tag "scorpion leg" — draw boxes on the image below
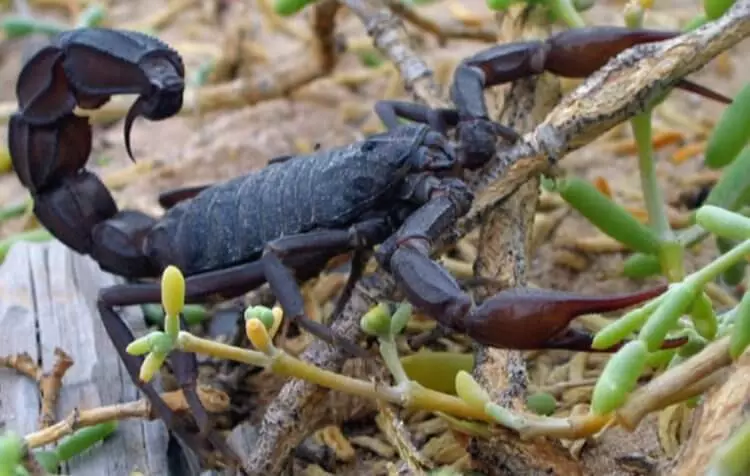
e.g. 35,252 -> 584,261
374,100 -> 520,168
96,288 -> 245,471
374,100 -> 459,134
326,249 -> 371,326
374,99 -> 521,143
260,218 -> 393,357
449,27 -> 731,162
158,185 -> 212,210
376,176 -> 686,351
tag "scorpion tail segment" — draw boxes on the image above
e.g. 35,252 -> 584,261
462,285 -> 669,350
16,46 -> 78,124
32,171 -> 118,255
675,78 -> 733,105
89,210 -> 162,278
9,113 -> 92,194
544,27 -> 680,78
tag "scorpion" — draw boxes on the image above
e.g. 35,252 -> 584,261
7,26 -> 729,470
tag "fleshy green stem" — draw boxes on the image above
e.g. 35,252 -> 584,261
686,237 -> 750,288
631,113 -> 674,240
178,332 -> 488,421
548,0 -> 586,27
624,1 -> 683,281
178,331 -> 607,438
379,337 -> 410,384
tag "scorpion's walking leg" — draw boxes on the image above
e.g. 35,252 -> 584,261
260,218 -> 393,356
326,248 -> 371,327
157,185 -> 212,210
96,289 -> 243,469
374,100 -> 521,144
375,100 -> 520,167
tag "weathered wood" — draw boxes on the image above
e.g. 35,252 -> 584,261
0,240 -> 169,474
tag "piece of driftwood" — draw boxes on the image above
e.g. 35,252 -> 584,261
0,240 -> 169,475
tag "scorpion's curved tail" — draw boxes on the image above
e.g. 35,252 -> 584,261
8,28 -> 245,472
8,28 -> 185,279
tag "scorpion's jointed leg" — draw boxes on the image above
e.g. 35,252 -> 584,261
376,176 -> 687,351
374,100 -> 520,168
158,185 -> 212,210
96,291 -> 242,468
450,27 -> 731,143
326,248 -> 372,332
260,218 -> 393,356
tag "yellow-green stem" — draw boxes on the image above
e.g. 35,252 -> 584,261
687,238 -> 750,288
178,333 -> 269,367
549,0 -> 586,27
179,332 -> 490,421
177,333 -> 616,438
659,240 -> 686,282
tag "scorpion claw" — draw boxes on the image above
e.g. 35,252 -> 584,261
544,327 -> 687,352
676,78 -> 732,104
465,285 -> 670,351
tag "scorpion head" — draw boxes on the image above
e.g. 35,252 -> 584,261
416,130 -> 460,175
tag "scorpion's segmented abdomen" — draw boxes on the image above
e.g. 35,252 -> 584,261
147,128 -> 428,274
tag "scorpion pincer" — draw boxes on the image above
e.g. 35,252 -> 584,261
7,26 -> 723,470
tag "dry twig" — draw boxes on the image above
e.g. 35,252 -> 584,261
385,0 -> 497,45
0,348 -> 74,429
466,12 -> 583,474
24,385 -> 230,448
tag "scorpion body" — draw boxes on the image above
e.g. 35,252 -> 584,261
7,25 -> 728,472
147,125 -> 436,277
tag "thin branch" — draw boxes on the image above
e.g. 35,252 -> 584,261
342,0 -> 447,108
0,348 -> 74,430
24,385 -> 230,448
662,345 -> 749,475
385,0 -> 497,45
467,12 -> 582,474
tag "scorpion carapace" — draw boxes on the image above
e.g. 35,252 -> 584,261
9,26 -> 694,471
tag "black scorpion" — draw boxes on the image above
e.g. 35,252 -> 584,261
7,26 -> 731,469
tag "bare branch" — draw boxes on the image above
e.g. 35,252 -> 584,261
663,343 -> 749,475
342,0 -> 447,108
